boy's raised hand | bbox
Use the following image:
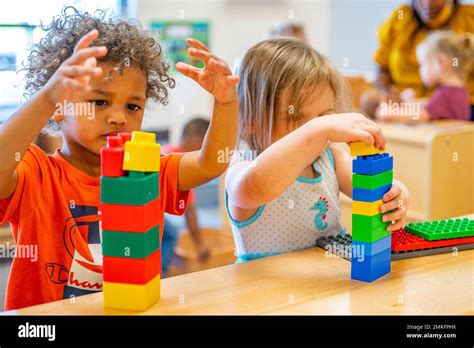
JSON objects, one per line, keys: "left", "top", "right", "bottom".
{"left": 42, "top": 30, "right": 107, "bottom": 106}
{"left": 176, "top": 38, "right": 239, "bottom": 104}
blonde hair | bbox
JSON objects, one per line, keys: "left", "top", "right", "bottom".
{"left": 236, "top": 38, "right": 350, "bottom": 155}
{"left": 417, "top": 31, "right": 474, "bottom": 80}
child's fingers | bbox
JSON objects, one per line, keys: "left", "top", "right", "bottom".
{"left": 360, "top": 124, "right": 385, "bottom": 149}
{"left": 382, "top": 205, "right": 406, "bottom": 223}
{"left": 176, "top": 62, "right": 200, "bottom": 81}
{"left": 61, "top": 65, "right": 102, "bottom": 78}
{"left": 74, "top": 30, "right": 99, "bottom": 53}
{"left": 186, "top": 38, "right": 210, "bottom": 52}
{"left": 61, "top": 78, "right": 91, "bottom": 92}
{"left": 67, "top": 46, "right": 107, "bottom": 65}
{"left": 226, "top": 75, "right": 240, "bottom": 85}
{"left": 380, "top": 197, "right": 400, "bottom": 214}
{"left": 188, "top": 48, "right": 214, "bottom": 63}
{"left": 379, "top": 186, "right": 403, "bottom": 213}
{"left": 84, "top": 56, "right": 97, "bottom": 68}
{"left": 207, "top": 58, "right": 232, "bottom": 75}
{"left": 351, "top": 129, "right": 375, "bottom": 147}
{"left": 383, "top": 184, "right": 401, "bottom": 203}
{"left": 387, "top": 218, "right": 405, "bottom": 232}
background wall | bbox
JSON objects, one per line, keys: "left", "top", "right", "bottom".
{"left": 137, "top": 0, "right": 461, "bottom": 142}
{"left": 135, "top": 0, "right": 330, "bottom": 143}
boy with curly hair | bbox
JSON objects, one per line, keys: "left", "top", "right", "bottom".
{"left": 0, "top": 7, "right": 239, "bottom": 310}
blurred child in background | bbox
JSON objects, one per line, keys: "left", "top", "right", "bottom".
{"left": 161, "top": 118, "right": 212, "bottom": 276}
{"left": 375, "top": 31, "right": 474, "bottom": 122}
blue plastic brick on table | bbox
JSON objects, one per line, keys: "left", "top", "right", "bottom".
{"left": 353, "top": 153, "right": 393, "bottom": 175}
{"left": 352, "top": 184, "right": 392, "bottom": 202}
{"left": 351, "top": 248, "right": 391, "bottom": 282}
{"left": 352, "top": 234, "right": 391, "bottom": 256}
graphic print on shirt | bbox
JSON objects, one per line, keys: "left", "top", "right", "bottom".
{"left": 310, "top": 196, "right": 329, "bottom": 231}
{"left": 52, "top": 205, "right": 103, "bottom": 299}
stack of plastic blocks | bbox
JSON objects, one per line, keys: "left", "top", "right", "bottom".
{"left": 350, "top": 142, "right": 393, "bottom": 282}
{"left": 100, "top": 131, "right": 162, "bottom": 311}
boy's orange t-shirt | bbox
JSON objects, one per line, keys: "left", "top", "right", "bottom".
{"left": 0, "top": 144, "right": 189, "bottom": 311}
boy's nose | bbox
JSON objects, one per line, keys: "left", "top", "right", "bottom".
{"left": 107, "top": 112, "right": 127, "bottom": 125}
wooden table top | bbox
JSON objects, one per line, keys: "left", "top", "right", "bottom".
{"left": 4, "top": 245, "right": 473, "bottom": 315}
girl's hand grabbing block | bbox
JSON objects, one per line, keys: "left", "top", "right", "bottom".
{"left": 316, "top": 113, "right": 387, "bottom": 151}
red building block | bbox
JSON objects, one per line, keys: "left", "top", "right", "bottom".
{"left": 391, "top": 228, "right": 474, "bottom": 252}
{"left": 103, "top": 248, "right": 161, "bottom": 284}
{"left": 101, "top": 136, "right": 124, "bottom": 177}
{"left": 118, "top": 132, "right": 132, "bottom": 144}
{"left": 101, "top": 198, "right": 162, "bottom": 232}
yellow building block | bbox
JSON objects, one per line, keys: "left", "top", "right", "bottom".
{"left": 103, "top": 273, "right": 161, "bottom": 311}
{"left": 352, "top": 199, "right": 383, "bottom": 216}
{"left": 350, "top": 141, "right": 385, "bottom": 157}
{"left": 123, "top": 131, "right": 161, "bottom": 172}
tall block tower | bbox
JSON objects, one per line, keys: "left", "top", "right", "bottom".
{"left": 100, "top": 131, "right": 162, "bottom": 311}
{"left": 350, "top": 142, "right": 393, "bottom": 282}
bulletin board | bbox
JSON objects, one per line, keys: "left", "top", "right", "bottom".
{"left": 150, "top": 21, "right": 210, "bottom": 69}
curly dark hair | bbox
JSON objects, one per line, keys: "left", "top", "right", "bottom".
{"left": 23, "top": 6, "right": 175, "bottom": 135}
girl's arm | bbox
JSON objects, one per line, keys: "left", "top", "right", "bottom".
{"left": 226, "top": 113, "right": 386, "bottom": 211}
{"left": 0, "top": 30, "right": 106, "bottom": 199}
{"left": 175, "top": 38, "right": 240, "bottom": 191}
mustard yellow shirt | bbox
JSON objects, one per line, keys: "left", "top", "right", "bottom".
{"left": 374, "top": 4, "right": 474, "bottom": 104}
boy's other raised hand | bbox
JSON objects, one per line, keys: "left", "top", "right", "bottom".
{"left": 176, "top": 38, "right": 239, "bottom": 104}
{"left": 42, "top": 30, "right": 107, "bottom": 106}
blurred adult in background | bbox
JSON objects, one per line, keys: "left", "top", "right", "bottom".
{"left": 361, "top": 0, "right": 474, "bottom": 120}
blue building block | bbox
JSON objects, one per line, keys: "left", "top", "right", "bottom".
{"left": 353, "top": 153, "right": 393, "bottom": 175}
{"left": 352, "top": 234, "right": 391, "bottom": 256}
{"left": 351, "top": 248, "right": 391, "bottom": 282}
{"left": 352, "top": 184, "right": 392, "bottom": 202}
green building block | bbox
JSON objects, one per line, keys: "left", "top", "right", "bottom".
{"left": 352, "top": 213, "right": 391, "bottom": 243}
{"left": 353, "top": 170, "right": 393, "bottom": 190}
{"left": 405, "top": 218, "right": 474, "bottom": 241}
{"left": 102, "top": 225, "right": 160, "bottom": 259}
{"left": 101, "top": 171, "right": 159, "bottom": 205}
